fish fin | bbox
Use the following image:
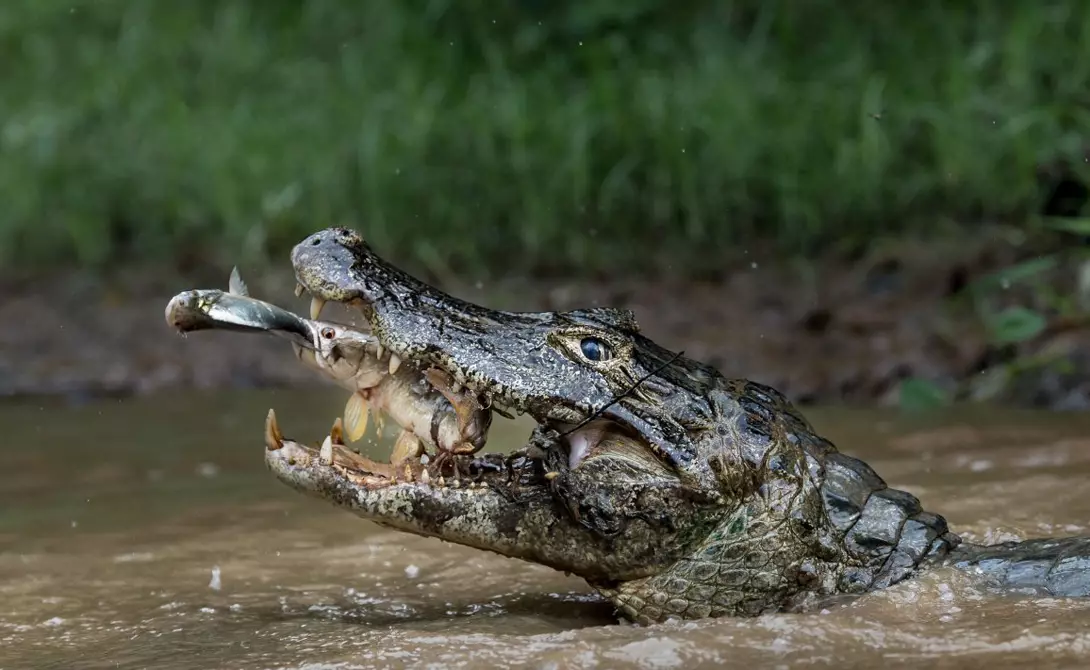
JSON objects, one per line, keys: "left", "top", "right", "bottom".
{"left": 228, "top": 266, "right": 250, "bottom": 297}
{"left": 344, "top": 392, "right": 370, "bottom": 443}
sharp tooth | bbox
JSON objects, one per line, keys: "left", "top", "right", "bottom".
{"left": 450, "top": 381, "right": 463, "bottom": 394}
{"left": 544, "top": 471, "right": 559, "bottom": 480}
{"left": 390, "top": 429, "right": 423, "bottom": 467}
{"left": 420, "top": 469, "right": 431, "bottom": 485}
{"left": 343, "top": 392, "right": 370, "bottom": 442}
{"left": 375, "top": 343, "right": 385, "bottom": 359}
{"left": 310, "top": 296, "right": 327, "bottom": 320}
{"left": 437, "top": 476, "right": 446, "bottom": 487}
{"left": 265, "top": 409, "right": 284, "bottom": 451}
{"left": 388, "top": 354, "right": 402, "bottom": 375}
{"left": 330, "top": 417, "right": 345, "bottom": 445}
{"left": 319, "top": 435, "right": 334, "bottom": 465}
{"left": 294, "top": 282, "right": 305, "bottom": 297}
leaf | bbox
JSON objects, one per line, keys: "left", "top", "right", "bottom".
{"left": 969, "top": 255, "right": 1057, "bottom": 295}
{"left": 1047, "top": 218, "right": 1090, "bottom": 236}
{"left": 898, "top": 378, "right": 951, "bottom": 412}
{"left": 988, "top": 306, "right": 1047, "bottom": 345}
{"left": 967, "top": 365, "right": 1012, "bottom": 402}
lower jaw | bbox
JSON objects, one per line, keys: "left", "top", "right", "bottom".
{"left": 263, "top": 407, "right": 519, "bottom": 491}
{"left": 262, "top": 429, "right": 580, "bottom": 576}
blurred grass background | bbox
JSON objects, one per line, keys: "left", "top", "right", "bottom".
{"left": 2, "top": 0, "right": 1089, "bottom": 277}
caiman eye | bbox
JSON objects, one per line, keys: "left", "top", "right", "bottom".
{"left": 579, "top": 337, "right": 612, "bottom": 362}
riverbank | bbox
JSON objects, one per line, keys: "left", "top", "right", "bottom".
{"left": 4, "top": 232, "right": 1086, "bottom": 410}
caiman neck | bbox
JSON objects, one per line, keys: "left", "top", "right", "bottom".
{"left": 597, "top": 384, "right": 961, "bottom": 623}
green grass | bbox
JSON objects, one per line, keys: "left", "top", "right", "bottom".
{"left": 2, "top": 1, "right": 1090, "bottom": 276}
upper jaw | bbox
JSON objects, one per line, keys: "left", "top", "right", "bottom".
{"left": 288, "top": 227, "right": 677, "bottom": 472}
{"left": 289, "top": 228, "right": 534, "bottom": 417}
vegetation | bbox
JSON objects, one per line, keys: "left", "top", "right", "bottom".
{"left": 898, "top": 219, "right": 1090, "bottom": 411}
{"left": 2, "top": 1, "right": 1090, "bottom": 275}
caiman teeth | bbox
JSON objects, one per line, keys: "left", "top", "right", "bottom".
{"left": 265, "top": 408, "right": 284, "bottom": 451}
{"left": 330, "top": 417, "right": 346, "bottom": 445}
{"left": 319, "top": 434, "right": 334, "bottom": 465}
{"left": 388, "top": 353, "right": 402, "bottom": 375}
{"left": 294, "top": 282, "right": 305, "bottom": 297}
{"left": 310, "top": 296, "right": 327, "bottom": 320}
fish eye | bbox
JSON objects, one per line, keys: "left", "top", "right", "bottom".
{"left": 321, "top": 327, "right": 336, "bottom": 340}
{"left": 579, "top": 337, "right": 612, "bottom": 362}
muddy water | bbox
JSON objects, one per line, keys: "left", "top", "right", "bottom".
{"left": 2, "top": 391, "right": 1090, "bottom": 669}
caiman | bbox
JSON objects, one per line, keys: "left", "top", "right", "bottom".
{"left": 184, "top": 227, "right": 1090, "bottom": 625}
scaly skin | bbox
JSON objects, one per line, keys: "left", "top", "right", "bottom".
{"left": 255, "top": 227, "right": 1090, "bottom": 623}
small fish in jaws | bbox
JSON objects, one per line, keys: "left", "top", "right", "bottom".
{"left": 167, "top": 269, "right": 494, "bottom": 480}
{"left": 294, "top": 321, "right": 493, "bottom": 474}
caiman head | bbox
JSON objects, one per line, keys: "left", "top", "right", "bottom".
{"left": 269, "top": 227, "right": 958, "bottom": 624}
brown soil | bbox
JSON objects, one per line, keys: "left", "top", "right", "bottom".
{"left": 2, "top": 235, "right": 1087, "bottom": 409}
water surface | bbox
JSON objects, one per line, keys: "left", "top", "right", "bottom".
{"left": 3, "top": 390, "right": 1090, "bottom": 669}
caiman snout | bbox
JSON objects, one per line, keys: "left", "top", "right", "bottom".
{"left": 290, "top": 228, "right": 372, "bottom": 307}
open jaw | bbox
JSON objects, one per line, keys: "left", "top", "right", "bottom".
{"left": 260, "top": 228, "right": 718, "bottom": 589}
{"left": 258, "top": 307, "right": 583, "bottom": 572}
{"left": 259, "top": 363, "right": 679, "bottom": 586}
{"left": 285, "top": 226, "right": 669, "bottom": 485}
{"left": 264, "top": 267, "right": 648, "bottom": 505}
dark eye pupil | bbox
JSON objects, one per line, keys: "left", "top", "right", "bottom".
{"left": 579, "top": 337, "right": 608, "bottom": 361}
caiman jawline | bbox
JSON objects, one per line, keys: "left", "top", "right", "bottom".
{"left": 262, "top": 407, "right": 530, "bottom": 491}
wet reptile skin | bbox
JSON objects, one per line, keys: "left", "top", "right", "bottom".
{"left": 263, "top": 227, "right": 1090, "bottom": 624}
